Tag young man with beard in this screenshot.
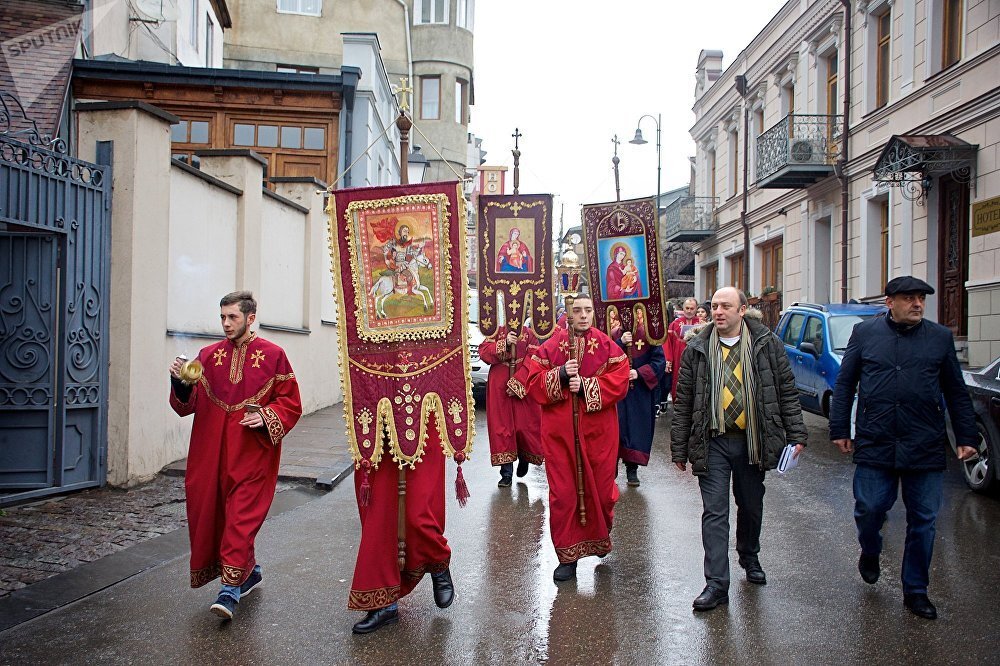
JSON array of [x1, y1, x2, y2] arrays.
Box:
[[525, 294, 630, 582], [169, 291, 302, 620]]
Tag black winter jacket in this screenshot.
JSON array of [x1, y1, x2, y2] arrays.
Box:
[[829, 313, 977, 470], [670, 317, 808, 475]]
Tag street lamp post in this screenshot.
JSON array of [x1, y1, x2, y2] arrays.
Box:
[[629, 113, 662, 223]]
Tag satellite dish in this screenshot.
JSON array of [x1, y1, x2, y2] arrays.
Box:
[[133, 0, 180, 22]]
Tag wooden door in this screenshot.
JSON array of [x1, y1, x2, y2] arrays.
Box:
[[938, 175, 970, 336]]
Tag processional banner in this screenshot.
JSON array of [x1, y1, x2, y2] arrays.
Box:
[[477, 194, 556, 338], [328, 181, 474, 487], [580, 196, 669, 344]]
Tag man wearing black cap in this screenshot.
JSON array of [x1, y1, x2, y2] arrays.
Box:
[[830, 275, 978, 620]]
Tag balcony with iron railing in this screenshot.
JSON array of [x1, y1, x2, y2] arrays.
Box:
[[755, 114, 843, 189], [664, 196, 719, 242]]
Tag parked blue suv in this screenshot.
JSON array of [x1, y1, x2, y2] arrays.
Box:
[[774, 302, 887, 418]]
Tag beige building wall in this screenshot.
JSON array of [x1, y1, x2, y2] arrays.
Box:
[[690, 0, 1000, 366], [76, 104, 341, 486]]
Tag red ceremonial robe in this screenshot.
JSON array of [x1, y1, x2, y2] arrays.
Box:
[[169, 333, 302, 588], [525, 327, 630, 563], [666, 315, 697, 401], [478, 325, 544, 467], [348, 416, 452, 611]]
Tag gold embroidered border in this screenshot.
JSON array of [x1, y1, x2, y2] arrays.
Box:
[[495, 336, 509, 361], [221, 564, 245, 586], [228, 333, 256, 384], [530, 353, 551, 368], [555, 538, 612, 563], [582, 376, 602, 412], [401, 560, 449, 582], [190, 562, 222, 588], [348, 585, 400, 611], [491, 451, 517, 465], [261, 406, 284, 446], [348, 346, 462, 379], [506, 377, 526, 399], [521, 452, 544, 466], [544, 368, 563, 403], [199, 373, 296, 413], [344, 193, 454, 343]]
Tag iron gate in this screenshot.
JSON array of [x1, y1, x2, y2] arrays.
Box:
[[0, 94, 112, 506]]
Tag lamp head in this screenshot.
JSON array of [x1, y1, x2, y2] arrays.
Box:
[[629, 128, 647, 145]]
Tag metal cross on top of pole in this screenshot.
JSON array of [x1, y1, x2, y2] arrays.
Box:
[[512, 127, 522, 195], [612, 134, 622, 202]]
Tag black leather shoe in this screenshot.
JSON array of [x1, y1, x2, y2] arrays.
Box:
[[516, 458, 529, 477], [498, 474, 512, 488], [625, 464, 640, 487], [739, 558, 767, 585], [858, 554, 880, 584], [903, 593, 937, 620], [693, 585, 729, 611], [498, 463, 513, 487], [352, 606, 399, 634], [431, 568, 454, 608], [553, 562, 577, 582]]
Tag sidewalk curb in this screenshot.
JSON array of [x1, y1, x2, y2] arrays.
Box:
[[0, 463, 353, 635]]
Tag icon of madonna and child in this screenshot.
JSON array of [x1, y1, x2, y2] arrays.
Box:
[[598, 236, 648, 301], [495, 226, 534, 273]]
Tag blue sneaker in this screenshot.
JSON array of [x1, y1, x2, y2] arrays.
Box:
[[240, 567, 263, 597], [210, 593, 238, 620]]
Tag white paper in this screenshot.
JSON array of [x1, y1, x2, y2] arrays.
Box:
[[777, 444, 799, 474]]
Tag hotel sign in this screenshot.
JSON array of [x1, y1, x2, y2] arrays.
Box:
[[972, 195, 1000, 237]]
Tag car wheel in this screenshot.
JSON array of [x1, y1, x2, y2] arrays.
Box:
[[961, 421, 995, 493]]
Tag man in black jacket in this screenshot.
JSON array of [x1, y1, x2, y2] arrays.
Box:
[[672, 287, 807, 611], [831, 275, 978, 620]]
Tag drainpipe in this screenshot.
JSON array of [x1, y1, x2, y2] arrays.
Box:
[[839, 0, 852, 303], [394, 0, 414, 88]]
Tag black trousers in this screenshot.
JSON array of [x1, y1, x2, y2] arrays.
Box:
[[697, 433, 765, 591]]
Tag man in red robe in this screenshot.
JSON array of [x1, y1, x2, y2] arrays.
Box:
[[666, 298, 699, 403], [479, 324, 544, 486], [169, 291, 302, 620], [525, 294, 630, 582]]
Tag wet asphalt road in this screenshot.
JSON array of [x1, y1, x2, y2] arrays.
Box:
[[2, 407, 999, 665]]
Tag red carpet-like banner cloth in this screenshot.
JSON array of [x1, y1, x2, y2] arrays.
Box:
[[328, 181, 474, 476], [477, 194, 556, 339], [580, 196, 669, 345]]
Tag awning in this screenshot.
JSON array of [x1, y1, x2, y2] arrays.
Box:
[[873, 134, 977, 184]]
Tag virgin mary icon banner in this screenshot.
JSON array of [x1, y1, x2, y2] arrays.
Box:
[[581, 196, 669, 345], [328, 181, 474, 478], [477, 194, 556, 339]]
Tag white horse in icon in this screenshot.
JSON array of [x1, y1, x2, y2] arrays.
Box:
[[369, 246, 434, 319]]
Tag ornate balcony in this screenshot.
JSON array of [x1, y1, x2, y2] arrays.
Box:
[[755, 114, 843, 189], [664, 196, 719, 242]]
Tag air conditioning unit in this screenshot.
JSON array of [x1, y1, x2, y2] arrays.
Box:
[[790, 139, 814, 162]]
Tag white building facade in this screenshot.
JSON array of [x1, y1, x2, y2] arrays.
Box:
[[684, 0, 1000, 366]]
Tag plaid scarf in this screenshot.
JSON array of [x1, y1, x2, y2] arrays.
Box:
[[709, 319, 763, 467]]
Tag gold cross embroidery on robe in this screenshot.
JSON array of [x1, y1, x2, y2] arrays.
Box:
[[213, 348, 227, 366], [251, 350, 266, 368], [586, 338, 599, 355]]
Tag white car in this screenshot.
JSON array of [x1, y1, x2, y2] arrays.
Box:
[[468, 289, 489, 391]]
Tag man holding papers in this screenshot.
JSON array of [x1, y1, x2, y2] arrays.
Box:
[[671, 288, 807, 611]]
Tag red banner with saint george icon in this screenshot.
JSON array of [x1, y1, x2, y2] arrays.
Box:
[[328, 181, 474, 498]]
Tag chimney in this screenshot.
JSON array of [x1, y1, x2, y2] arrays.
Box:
[[695, 49, 724, 100]]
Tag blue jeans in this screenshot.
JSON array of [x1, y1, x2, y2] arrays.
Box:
[[853, 464, 943, 594]]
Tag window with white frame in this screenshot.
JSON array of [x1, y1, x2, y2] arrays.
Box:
[[457, 0, 474, 30], [455, 79, 468, 124], [864, 2, 893, 111], [707, 148, 717, 201], [421, 76, 440, 120], [751, 107, 764, 181], [780, 80, 795, 118], [928, 0, 964, 74], [728, 127, 739, 198], [205, 13, 213, 66], [861, 190, 891, 296], [277, 0, 322, 17], [189, 0, 198, 47], [415, 0, 448, 25]]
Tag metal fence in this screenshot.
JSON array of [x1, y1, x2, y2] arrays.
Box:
[[664, 196, 718, 240]]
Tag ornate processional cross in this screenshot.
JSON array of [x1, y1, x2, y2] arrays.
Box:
[[394, 77, 412, 113]]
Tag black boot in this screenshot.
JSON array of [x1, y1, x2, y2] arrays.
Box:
[[625, 463, 640, 487], [498, 462, 513, 487], [352, 606, 399, 634], [516, 458, 530, 477], [431, 568, 454, 608], [553, 561, 577, 582]]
